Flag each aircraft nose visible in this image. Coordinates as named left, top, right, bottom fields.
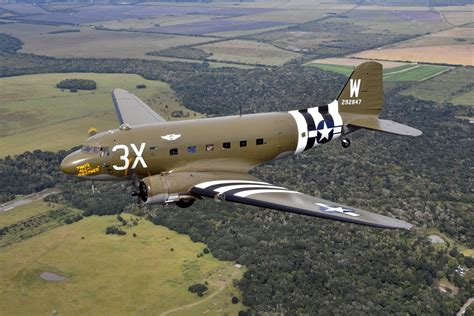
left=60, top=150, right=85, bottom=175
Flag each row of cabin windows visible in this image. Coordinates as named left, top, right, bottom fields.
left=169, top=138, right=264, bottom=156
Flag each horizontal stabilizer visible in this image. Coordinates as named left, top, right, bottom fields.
left=348, top=117, right=422, bottom=137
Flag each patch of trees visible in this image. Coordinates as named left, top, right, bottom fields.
left=64, top=214, right=83, bottom=224
left=0, top=33, right=23, bottom=53
left=105, top=225, right=126, bottom=235
left=56, top=79, right=97, bottom=91
left=0, top=149, right=71, bottom=198
left=188, top=283, right=208, bottom=297
left=47, top=29, right=80, bottom=35
left=147, top=47, right=212, bottom=60
left=0, top=192, right=15, bottom=204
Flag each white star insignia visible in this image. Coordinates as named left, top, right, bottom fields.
left=318, top=121, right=332, bottom=141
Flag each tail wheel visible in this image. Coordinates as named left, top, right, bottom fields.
left=341, top=138, right=351, bottom=148
left=176, top=199, right=195, bottom=208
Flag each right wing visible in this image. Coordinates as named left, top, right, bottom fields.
left=112, top=89, right=166, bottom=126
left=190, top=178, right=412, bottom=230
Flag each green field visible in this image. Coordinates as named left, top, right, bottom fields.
left=306, top=63, right=449, bottom=81
left=0, top=200, right=56, bottom=227
left=0, top=202, right=82, bottom=248
left=0, top=214, right=245, bottom=315
left=400, top=67, right=474, bottom=106
left=0, top=73, right=201, bottom=157
left=306, top=63, right=354, bottom=75
left=383, top=65, right=448, bottom=82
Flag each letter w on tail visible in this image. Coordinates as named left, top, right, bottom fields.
left=349, top=79, right=361, bottom=98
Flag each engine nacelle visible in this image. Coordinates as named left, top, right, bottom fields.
left=136, top=173, right=203, bottom=206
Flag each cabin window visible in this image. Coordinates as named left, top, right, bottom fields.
left=223, top=142, right=231, bottom=149
left=99, top=147, right=110, bottom=157
left=150, top=146, right=158, bottom=150
left=170, top=148, right=178, bottom=156
left=240, top=140, right=247, bottom=147
left=205, top=144, right=214, bottom=152
left=187, top=146, right=197, bottom=154
left=256, top=138, right=264, bottom=145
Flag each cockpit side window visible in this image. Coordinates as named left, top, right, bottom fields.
left=99, top=147, right=110, bottom=157
left=82, top=145, right=94, bottom=153
left=82, top=145, right=109, bottom=156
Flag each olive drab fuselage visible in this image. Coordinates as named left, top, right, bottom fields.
left=62, top=103, right=344, bottom=182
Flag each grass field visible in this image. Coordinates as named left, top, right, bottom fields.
left=345, top=9, right=449, bottom=35
left=306, top=63, right=354, bottom=75
left=0, top=73, right=201, bottom=157
left=400, top=67, right=474, bottom=106
left=100, top=15, right=216, bottom=30
left=0, top=23, right=214, bottom=60
left=383, top=64, right=449, bottom=81
left=308, top=58, right=408, bottom=68
left=306, top=63, right=449, bottom=81
left=352, top=45, right=473, bottom=66
left=0, top=214, right=245, bottom=315
left=0, top=202, right=81, bottom=248
left=0, top=200, right=55, bottom=227
left=198, top=39, right=300, bottom=66
left=391, top=27, right=474, bottom=49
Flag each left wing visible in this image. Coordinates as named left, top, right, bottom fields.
left=112, top=89, right=166, bottom=126
left=190, top=178, right=412, bottom=230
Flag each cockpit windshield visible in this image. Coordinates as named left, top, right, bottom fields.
left=81, top=145, right=110, bottom=157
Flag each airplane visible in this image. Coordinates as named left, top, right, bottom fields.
left=60, top=62, right=421, bottom=230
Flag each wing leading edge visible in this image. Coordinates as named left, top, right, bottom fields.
left=112, top=89, right=166, bottom=126
left=191, top=179, right=412, bottom=230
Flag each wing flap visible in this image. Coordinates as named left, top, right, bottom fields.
left=191, top=180, right=412, bottom=230
left=112, top=89, right=166, bottom=126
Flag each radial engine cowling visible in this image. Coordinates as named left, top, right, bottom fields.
left=136, top=173, right=199, bottom=206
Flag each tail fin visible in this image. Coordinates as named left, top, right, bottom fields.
left=337, top=61, right=383, bottom=116
left=338, top=61, right=422, bottom=137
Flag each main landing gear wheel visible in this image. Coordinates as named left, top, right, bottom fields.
left=176, top=199, right=195, bottom=208
left=341, top=138, right=351, bottom=148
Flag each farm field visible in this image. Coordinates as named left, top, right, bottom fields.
left=400, top=67, right=474, bottom=106
left=0, top=73, right=200, bottom=157
left=100, top=15, right=216, bottom=30
left=308, top=58, right=408, bottom=68
left=442, top=11, right=474, bottom=25
left=198, top=39, right=300, bottom=66
left=306, top=62, right=449, bottom=81
left=352, top=44, right=474, bottom=66
left=0, top=214, right=245, bottom=315
left=0, top=202, right=81, bottom=248
left=0, top=23, right=214, bottom=60
left=384, top=27, right=474, bottom=48
left=0, top=200, right=58, bottom=227
left=251, top=8, right=451, bottom=58
left=342, top=9, right=450, bottom=35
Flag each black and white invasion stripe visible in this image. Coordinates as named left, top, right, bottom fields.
left=288, top=100, right=343, bottom=154
left=191, top=180, right=300, bottom=201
